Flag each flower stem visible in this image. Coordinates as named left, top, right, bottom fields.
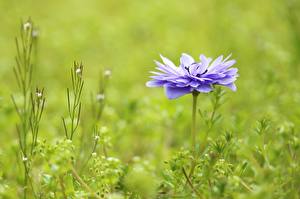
left=71, top=166, right=101, bottom=199
left=59, top=176, right=67, bottom=199
left=188, top=92, right=199, bottom=178
left=191, top=92, right=198, bottom=157
left=182, top=167, right=203, bottom=199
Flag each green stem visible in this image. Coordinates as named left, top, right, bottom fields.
left=191, top=92, right=198, bottom=157
left=24, top=166, right=27, bottom=199
left=188, top=92, right=199, bottom=178
left=182, top=167, right=203, bottom=199
left=71, top=166, right=101, bottom=199
left=59, top=176, right=67, bottom=199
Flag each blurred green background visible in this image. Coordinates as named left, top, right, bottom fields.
left=1, top=0, right=300, bottom=184
left=1, top=0, right=300, bottom=198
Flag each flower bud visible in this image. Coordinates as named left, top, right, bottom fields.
left=76, top=68, right=81, bottom=75
left=96, top=94, right=105, bottom=101
left=32, top=30, right=39, bottom=38
left=23, top=22, right=32, bottom=31
left=104, top=70, right=111, bottom=77
left=94, top=135, right=100, bottom=141
left=36, top=91, right=42, bottom=98
left=66, top=139, right=72, bottom=144
left=100, top=126, right=108, bottom=133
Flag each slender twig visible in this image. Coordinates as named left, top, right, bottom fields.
left=191, top=92, right=198, bottom=156
left=189, top=92, right=199, bottom=177
left=79, top=137, right=98, bottom=173
left=12, top=19, right=41, bottom=199
left=182, top=167, right=203, bottom=199
left=238, top=177, right=253, bottom=192
left=71, top=166, right=101, bottom=199
left=59, top=176, right=68, bottom=199
left=63, top=63, right=84, bottom=140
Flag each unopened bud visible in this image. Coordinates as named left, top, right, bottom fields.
left=36, top=91, right=42, bottom=98
left=76, top=68, right=81, bottom=75
left=100, top=126, right=108, bottom=133
left=22, top=156, right=28, bottom=162
left=94, top=135, right=100, bottom=140
left=96, top=94, right=105, bottom=101
left=104, top=70, right=111, bottom=77
left=32, top=30, right=39, bottom=38
left=23, top=22, right=32, bottom=30
left=66, top=139, right=72, bottom=144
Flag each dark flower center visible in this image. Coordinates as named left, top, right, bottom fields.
left=184, top=63, right=208, bottom=77
left=196, top=69, right=208, bottom=77
left=184, top=66, right=190, bottom=73
left=184, top=63, right=198, bottom=73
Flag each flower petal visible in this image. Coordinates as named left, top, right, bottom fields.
left=155, top=61, right=179, bottom=75
left=180, top=53, right=194, bottom=66
left=216, top=60, right=236, bottom=72
left=224, top=83, right=237, bottom=91
left=195, top=84, right=212, bottom=93
left=199, top=54, right=212, bottom=68
left=217, top=76, right=237, bottom=84
left=208, top=55, right=223, bottom=72
left=146, top=80, right=164, bottom=87
left=223, top=54, right=232, bottom=62
left=195, top=63, right=207, bottom=75
left=224, top=68, right=238, bottom=76
left=160, top=54, right=177, bottom=70
left=189, top=80, right=200, bottom=88
left=164, top=86, right=191, bottom=99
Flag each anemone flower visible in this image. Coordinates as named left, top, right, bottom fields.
left=146, top=53, right=238, bottom=99
left=146, top=53, right=238, bottom=172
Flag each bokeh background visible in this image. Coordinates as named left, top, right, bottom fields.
left=0, top=0, right=300, bottom=196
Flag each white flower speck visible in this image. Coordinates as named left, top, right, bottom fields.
left=32, top=30, right=39, bottom=38
left=94, top=135, right=100, bottom=140
left=104, top=70, right=111, bottom=77
left=100, top=126, right=108, bottom=133
left=76, top=68, right=81, bottom=75
left=23, top=22, right=32, bottom=30
left=66, top=139, right=72, bottom=144
left=96, top=94, right=105, bottom=101
left=36, top=92, right=42, bottom=98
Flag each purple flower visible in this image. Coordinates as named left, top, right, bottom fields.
left=146, top=53, right=238, bottom=99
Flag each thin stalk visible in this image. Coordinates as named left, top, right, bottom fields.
left=189, top=92, right=199, bottom=178
left=191, top=92, right=198, bottom=157
left=24, top=164, right=28, bottom=199
left=79, top=139, right=98, bottom=173
left=182, top=167, right=203, bottom=199
left=59, top=176, right=67, bottom=199
left=238, top=177, right=253, bottom=192
left=71, top=166, right=101, bottom=199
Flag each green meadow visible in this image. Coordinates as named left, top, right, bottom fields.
left=0, top=0, right=300, bottom=198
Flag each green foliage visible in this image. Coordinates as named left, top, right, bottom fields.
left=1, top=1, right=300, bottom=198
left=124, top=158, right=158, bottom=199
left=62, top=62, right=84, bottom=140
left=87, top=155, right=124, bottom=194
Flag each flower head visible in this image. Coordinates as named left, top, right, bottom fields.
left=23, top=22, right=32, bottom=31
left=32, top=29, right=39, bottom=38
left=36, top=88, right=43, bottom=98
left=104, top=70, right=112, bottom=77
left=94, top=135, right=100, bottom=141
left=75, top=67, right=82, bottom=75
left=22, top=156, right=28, bottom=162
left=146, top=53, right=238, bottom=99
left=96, top=93, right=105, bottom=101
